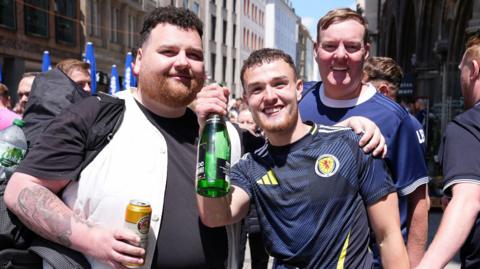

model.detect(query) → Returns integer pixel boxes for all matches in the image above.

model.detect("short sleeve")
[440,121,480,194]
[358,152,396,206]
[230,157,254,199]
[16,99,99,181]
[387,115,429,196]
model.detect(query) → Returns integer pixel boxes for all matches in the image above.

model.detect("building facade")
[297,23,314,81]
[0,0,159,98]
[359,0,480,179]
[237,0,265,97]
[0,0,83,101]
[84,0,158,90]
[265,0,299,64]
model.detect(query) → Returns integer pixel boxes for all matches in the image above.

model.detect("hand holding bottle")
[195,83,230,131]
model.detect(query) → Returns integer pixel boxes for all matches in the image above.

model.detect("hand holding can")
[123,200,152,268]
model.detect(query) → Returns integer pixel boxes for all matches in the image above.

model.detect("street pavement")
[242,209,461,269]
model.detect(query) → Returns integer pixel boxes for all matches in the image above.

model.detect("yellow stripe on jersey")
[336,231,351,269]
[310,124,318,135]
[256,170,279,185]
[267,170,278,185]
[262,174,271,185]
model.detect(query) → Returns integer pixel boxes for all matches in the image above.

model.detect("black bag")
[0,68,125,268]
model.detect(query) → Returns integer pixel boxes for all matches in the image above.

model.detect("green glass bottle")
[196,114,231,197]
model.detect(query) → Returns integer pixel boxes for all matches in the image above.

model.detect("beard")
[254,102,299,133]
[139,71,204,107]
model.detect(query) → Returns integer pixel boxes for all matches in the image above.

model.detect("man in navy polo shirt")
[417,36,480,269]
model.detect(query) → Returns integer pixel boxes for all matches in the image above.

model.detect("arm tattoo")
[16,185,77,247]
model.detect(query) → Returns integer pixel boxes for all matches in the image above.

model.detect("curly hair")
[240,48,297,89]
[137,6,203,49]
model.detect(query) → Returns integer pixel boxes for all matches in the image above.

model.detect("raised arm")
[367,192,409,269]
[4,172,145,268]
[197,186,250,227]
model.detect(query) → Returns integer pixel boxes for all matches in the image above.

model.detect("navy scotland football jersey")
[231,124,395,268]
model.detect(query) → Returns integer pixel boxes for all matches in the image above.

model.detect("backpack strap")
[82,93,125,170]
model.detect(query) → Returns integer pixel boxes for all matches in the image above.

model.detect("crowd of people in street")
[0,5,479,269]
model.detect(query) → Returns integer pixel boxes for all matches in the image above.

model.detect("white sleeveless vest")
[55,90,241,269]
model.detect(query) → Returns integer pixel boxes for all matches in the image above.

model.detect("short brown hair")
[464,35,480,63]
[240,48,297,89]
[0,83,9,97]
[56,59,90,77]
[363,57,404,89]
[317,8,369,44]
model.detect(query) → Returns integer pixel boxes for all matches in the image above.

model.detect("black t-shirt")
[17,97,232,268]
[439,105,480,269]
[137,102,228,269]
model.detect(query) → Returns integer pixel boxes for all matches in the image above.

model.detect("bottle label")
[0,141,26,168]
[196,143,230,182]
[197,143,206,179]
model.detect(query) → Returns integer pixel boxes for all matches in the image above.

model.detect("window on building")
[170,0,175,6]
[243,27,245,47]
[233,24,236,47]
[193,1,200,15]
[211,15,216,40]
[111,7,119,43]
[24,0,49,37]
[251,34,254,49]
[211,53,216,81]
[89,0,100,36]
[128,15,136,47]
[222,56,227,82]
[222,20,227,45]
[55,0,76,44]
[0,0,15,29]
[246,0,249,17]
[232,58,236,83]
[183,0,188,8]
[233,0,236,13]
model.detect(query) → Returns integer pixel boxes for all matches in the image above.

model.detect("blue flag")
[110,65,120,95]
[84,42,97,95]
[42,51,52,72]
[0,64,2,83]
[123,52,137,90]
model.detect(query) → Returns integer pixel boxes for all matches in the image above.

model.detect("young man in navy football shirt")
[196,48,409,269]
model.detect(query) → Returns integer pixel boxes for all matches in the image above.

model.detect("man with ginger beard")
[4,7,234,269]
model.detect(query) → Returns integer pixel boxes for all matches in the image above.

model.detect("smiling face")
[314,19,369,99]
[133,23,205,108]
[243,59,302,136]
